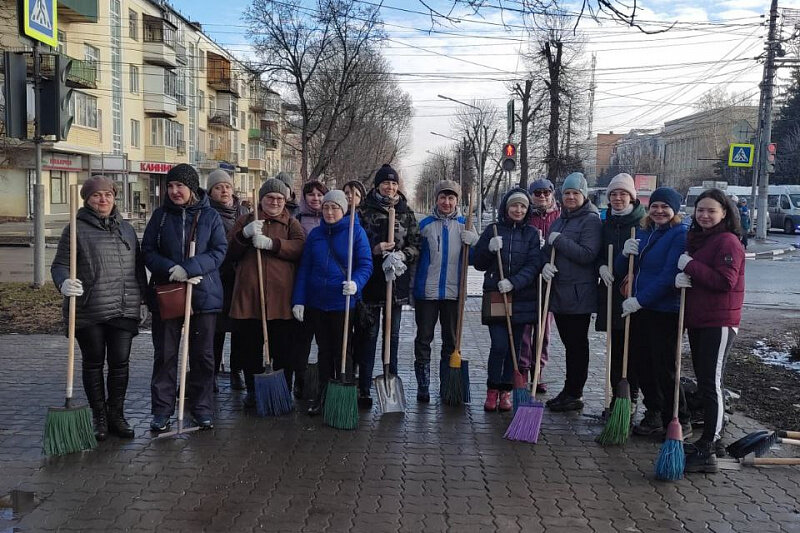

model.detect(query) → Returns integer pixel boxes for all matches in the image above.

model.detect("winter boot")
[498,391,512,412]
[684,439,719,473]
[243,372,256,408]
[633,410,665,437]
[230,369,246,391]
[484,389,499,412]
[414,361,430,403]
[107,402,134,438]
[91,403,108,441]
[106,365,133,438]
[83,365,107,441]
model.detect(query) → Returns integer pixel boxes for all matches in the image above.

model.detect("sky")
[170,0,800,191]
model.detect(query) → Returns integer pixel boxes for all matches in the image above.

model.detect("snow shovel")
[374,206,406,414]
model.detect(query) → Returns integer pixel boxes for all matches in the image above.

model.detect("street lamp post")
[430,131,463,201]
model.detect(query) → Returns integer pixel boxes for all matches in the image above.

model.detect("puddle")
[0,490,40,524]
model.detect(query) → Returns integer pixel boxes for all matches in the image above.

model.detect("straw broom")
[597,228,636,445]
[44,184,97,456]
[655,288,687,481]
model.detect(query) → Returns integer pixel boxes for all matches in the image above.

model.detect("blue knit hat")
[649,187,682,213]
[561,172,588,198]
[528,178,554,193]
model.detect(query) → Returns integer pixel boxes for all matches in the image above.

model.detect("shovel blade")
[374,373,406,414]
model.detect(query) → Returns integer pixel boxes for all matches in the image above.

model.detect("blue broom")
[655,288,687,480]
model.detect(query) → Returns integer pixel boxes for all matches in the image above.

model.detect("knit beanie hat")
[374,163,399,187]
[607,173,637,199]
[322,190,348,213]
[434,179,461,199]
[259,178,289,201]
[561,172,588,198]
[206,169,233,192]
[343,179,367,201]
[649,187,682,213]
[506,191,530,210]
[528,178,554,193]
[166,163,200,194]
[80,175,116,200]
[275,172,294,193]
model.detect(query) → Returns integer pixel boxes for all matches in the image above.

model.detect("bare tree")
[452,100,502,211]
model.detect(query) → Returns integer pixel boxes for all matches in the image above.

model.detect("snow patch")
[752,339,800,372]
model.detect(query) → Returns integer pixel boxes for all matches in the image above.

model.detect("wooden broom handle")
[672,288,686,419]
[604,243,613,409]
[253,189,270,366]
[340,198,357,375]
[66,184,79,402]
[532,248,556,396]
[781,431,800,439]
[382,206,396,368]
[176,241,196,423]
[454,194,474,351]
[621,227,636,379]
[493,224,520,373]
[746,457,800,466]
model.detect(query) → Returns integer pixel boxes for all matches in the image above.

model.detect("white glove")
[292,304,304,322]
[599,265,614,288]
[252,234,273,250]
[488,235,503,253]
[243,219,264,238]
[497,279,513,294]
[538,229,545,249]
[60,278,83,297]
[548,231,561,245]
[342,280,357,296]
[621,297,642,318]
[541,263,558,282]
[139,304,149,325]
[461,229,480,247]
[168,265,188,282]
[622,238,639,257]
[677,253,693,271]
[186,276,203,285]
[675,272,692,288]
[382,251,405,273]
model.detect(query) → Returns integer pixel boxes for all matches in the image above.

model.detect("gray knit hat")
[275,171,294,193]
[322,190,348,213]
[206,169,233,192]
[258,178,289,201]
[434,179,461,199]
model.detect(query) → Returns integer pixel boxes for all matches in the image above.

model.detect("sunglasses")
[532,190,552,197]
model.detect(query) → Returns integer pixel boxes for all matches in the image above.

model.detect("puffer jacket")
[211,195,249,318]
[413,209,470,301]
[473,188,543,325]
[614,221,687,314]
[51,206,147,331]
[360,190,420,305]
[596,201,647,331]
[296,195,323,237]
[141,189,228,313]
[544,200,603,315]
[292,214,373,312]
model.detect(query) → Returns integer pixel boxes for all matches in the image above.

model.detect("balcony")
[175,42,187,65]
[208,76,240,96]
[248,158,267,171]
[143,92,177,117]
[58,0,98,23]
[143,16,177,68]
[212,150,238,165]
[208,113,236,130]
[66,59,97,89]
[265,138,279,150]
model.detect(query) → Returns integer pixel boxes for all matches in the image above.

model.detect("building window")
[198,90,205,111]
[198,50,205,71]
[240,143,246,162]
[69,92,98,128]
[150,118,163,146]
[129,10,138,40]
[149,118,182,148]
[131,119,140,148]
[129,65,139,93]
[198,130,206,154]
[209,94,215,114]
[164,69,178,98]
[84,44,100,82]
[50,172,67,204]
[241,111,245,129]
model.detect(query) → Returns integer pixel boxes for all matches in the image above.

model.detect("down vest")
[51,206,147,331]
[473,188,543,325]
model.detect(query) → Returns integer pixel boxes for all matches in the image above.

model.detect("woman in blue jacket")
[292,190,373,415]
[141,164,227,432]
[473,188,542,412]
[616,187,691,438]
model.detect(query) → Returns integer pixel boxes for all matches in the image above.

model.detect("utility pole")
[33,41,46,287]
[755,0,779,240]
[587,53,596,140]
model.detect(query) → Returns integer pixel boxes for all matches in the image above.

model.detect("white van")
[767,185,800,234]
[684,185,769,231]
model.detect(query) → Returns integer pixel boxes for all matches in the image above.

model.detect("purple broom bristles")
[504,401,544,443]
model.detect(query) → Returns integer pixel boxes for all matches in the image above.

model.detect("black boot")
[243,372,256,408]
[107,402,134,438]
[414,361,430,403]
[82,366,107,441]
[106,365,134,438]
[685,439,719,473]
[91,404,108,442]
[230,369,246,391]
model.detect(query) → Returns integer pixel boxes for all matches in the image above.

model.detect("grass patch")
[0,282,64,334]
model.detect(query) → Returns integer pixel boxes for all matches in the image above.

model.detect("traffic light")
[41,54,73,141]
[501,142,517,172]
[3,52,28,139]
[766,142,777,174]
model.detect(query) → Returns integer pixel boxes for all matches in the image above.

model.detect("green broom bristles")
[597,379,632,446]
[43,406,97,457]
[655,418,685,480]
[323,381,358,430]
[443,350,464,406]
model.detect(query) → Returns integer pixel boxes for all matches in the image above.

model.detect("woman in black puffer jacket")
[51,176,148,441]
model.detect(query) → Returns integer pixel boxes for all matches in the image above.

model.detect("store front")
[129,160,177,220]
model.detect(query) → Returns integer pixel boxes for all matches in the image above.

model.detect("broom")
[323,198,359,430]
[602,244,613,419]
[44,184,97,456]
[655,288,687,481]
[252,190,293,417]
[597,228,636,446]
[443,195,474,406]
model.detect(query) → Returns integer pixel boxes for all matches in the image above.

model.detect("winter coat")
[596,201,647,331]
[473,189,543,325]
[292,214,373,312]
[296,195,323,237]
[413,209,471,301]
[360,190,420,305]
[51,206,147,331]
[543,200,603,315]
[615,221,687,314]
[142,190,227,314]
[683,228,745,328]
[528,203,561,238]
[227,208,305,321]
[211,196,249,319]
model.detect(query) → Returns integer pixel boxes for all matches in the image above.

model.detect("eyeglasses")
[532,190,552,197]
[264,195,285,203]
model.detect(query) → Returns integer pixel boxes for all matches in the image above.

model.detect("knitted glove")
[60,278,83,297]
[461,228,480,247]
[541,263,558,282]
[622,238,639,257]
[342,281,357,296]
[243,219,264,238]
[497,279,513,294]
[675,272,692,288]
[677,253,693,271]
[621,297,642,317]
[488,235,503,253]
[292,305,304,322]
[548,231,561,245]
[253,234,273,250]
[599,265,614,288]
[168,265,188,282]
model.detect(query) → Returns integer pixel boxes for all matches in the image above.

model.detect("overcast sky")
[171,0,800,190]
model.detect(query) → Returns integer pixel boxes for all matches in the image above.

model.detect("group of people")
[52,165,744,474]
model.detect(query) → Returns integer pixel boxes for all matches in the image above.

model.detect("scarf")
[373,189,398,208]
[433,206,459,220]
[686,222,728,254]
[611,204,634,216]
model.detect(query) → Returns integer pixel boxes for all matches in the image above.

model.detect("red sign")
[44,155,81,171]
[137,161,175,174]
[633,174,657,192]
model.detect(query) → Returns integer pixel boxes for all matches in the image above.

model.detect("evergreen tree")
[771,68,800,184]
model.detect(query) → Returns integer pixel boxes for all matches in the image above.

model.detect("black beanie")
[373,164,399,188]
[166,163,200,194]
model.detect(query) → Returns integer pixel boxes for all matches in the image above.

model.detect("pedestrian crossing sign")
[728,143,754,168]
[20,0,58,48]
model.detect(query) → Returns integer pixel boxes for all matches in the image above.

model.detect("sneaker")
[193,414,213,430]
[548,394,584,412]
[633,410,664,436]
[684,440,719,473]
[358,390,373,409]
[498,391,512,412]
[484,389,499,412]
[150,414,171,432]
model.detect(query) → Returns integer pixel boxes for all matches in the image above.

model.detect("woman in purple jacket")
[676,188,745,473]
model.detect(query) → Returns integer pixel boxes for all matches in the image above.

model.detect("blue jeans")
[487,322,525,391]
[358,303,401,393]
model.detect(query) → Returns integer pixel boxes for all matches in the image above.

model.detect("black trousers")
[414,299,459,365]
[688,327,736,443]
[235,318,294,389]
[75,323,134,409]
[151,312,217,418]
[290,318,313,389]
[213,329,245,373]
[553,313,592,397]
[609,327,639,402]
[307,308,353,399]
[630,309,689,426]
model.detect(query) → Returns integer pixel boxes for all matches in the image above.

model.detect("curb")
[745,245,798,259]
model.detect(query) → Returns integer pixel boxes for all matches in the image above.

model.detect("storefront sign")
[43,154,82,171]
[134,161,175,174]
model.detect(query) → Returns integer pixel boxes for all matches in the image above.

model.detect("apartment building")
[0,0,283,221]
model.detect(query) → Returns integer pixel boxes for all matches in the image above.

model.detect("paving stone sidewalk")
[1,303,799,532]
